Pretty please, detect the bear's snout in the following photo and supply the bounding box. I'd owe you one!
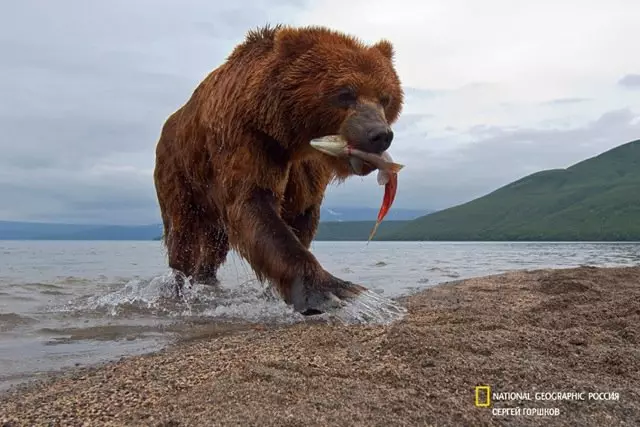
[367,126,394,154]
[341,104,394,155]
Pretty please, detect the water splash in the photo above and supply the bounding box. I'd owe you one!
[329,290,407,325]
[52,268,407,328]
[56,270,302,325]
[81,270,182,316]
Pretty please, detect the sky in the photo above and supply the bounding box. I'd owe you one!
[1,0,639,224]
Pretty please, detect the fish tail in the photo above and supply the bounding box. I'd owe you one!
[388,163,405,173]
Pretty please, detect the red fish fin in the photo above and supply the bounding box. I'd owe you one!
[368,173,398,243]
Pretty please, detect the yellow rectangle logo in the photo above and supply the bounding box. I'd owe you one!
[475,386,491,407]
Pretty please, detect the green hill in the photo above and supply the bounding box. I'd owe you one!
[378,139,640,241]
[314,220,408,241]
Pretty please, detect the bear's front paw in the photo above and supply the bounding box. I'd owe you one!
[290,271,365,316]
[289,271,407,325]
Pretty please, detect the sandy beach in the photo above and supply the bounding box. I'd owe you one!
[1,265,639,426]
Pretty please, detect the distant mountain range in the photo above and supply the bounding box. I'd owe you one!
[0,207,431,241]
[0,221,164,241]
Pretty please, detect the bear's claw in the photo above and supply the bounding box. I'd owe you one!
[289,272,407,324]
[290,273,356,315]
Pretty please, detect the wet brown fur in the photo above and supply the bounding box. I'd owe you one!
[153,24,403,310]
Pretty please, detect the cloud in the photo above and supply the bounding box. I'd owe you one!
[0,0,309,224]
[0,0,639,224]
[542,98,592,106]
[618,74,640,89]
[291,0,640,97]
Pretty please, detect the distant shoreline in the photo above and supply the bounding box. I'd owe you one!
[2,265,639,426]
[4,216,640,242]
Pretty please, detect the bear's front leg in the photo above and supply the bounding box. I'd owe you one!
[225,187,366,315]
[282,204,320,249]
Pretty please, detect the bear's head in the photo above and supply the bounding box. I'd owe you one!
[272,26,404,175]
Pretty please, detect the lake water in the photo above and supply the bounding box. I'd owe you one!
[1,240,640,392]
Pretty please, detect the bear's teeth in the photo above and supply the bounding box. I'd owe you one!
[349,157,365,175]
[310,135,347,157]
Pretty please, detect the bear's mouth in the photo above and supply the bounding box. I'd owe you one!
[309,135,404,176]
[348,156,368,175]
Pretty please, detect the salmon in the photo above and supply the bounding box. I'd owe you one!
[310,136,404,242]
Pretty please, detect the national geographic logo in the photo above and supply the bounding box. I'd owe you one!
[475,386,491,407]
[474,385,620,418]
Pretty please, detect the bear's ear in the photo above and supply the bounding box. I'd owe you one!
[372,39,394,61]
[274,28,317,59]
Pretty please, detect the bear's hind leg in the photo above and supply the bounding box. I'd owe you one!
[193,218,229,286]
[165,218,201,298]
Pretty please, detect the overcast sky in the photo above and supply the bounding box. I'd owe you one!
[1,0,639,224]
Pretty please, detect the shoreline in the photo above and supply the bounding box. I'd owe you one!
[2,265,639,426]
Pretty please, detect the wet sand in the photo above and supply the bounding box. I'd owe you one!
[1,265,639,426]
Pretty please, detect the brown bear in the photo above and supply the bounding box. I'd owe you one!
[153,24,404,316]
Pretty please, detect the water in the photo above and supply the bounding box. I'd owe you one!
[1,240,639,392]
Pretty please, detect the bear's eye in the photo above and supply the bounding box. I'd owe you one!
[335,87,358,108]
[380,94,391,108]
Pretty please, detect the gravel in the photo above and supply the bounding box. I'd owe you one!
[1,266,639,426]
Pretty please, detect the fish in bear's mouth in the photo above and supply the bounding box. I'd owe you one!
[310,135,404,242]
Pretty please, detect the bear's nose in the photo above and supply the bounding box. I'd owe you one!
[367,126,394,153]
